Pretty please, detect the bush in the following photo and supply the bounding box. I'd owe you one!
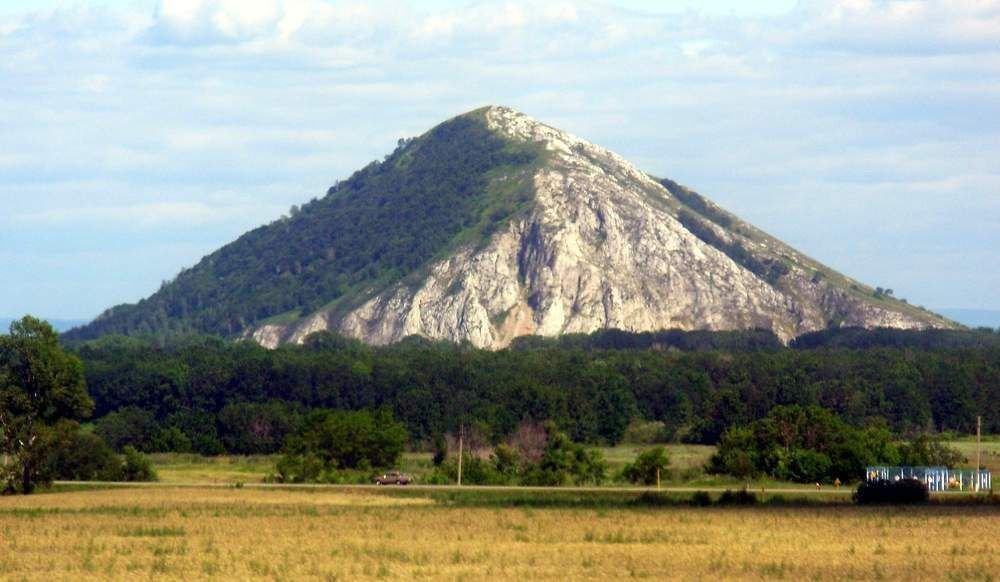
[121,446,157,482]
[780,449,832,483]
[710,405,898,483]
[273,408,406,483]
[520,427,607,486]
[431,433,447,466]
[690,491,713,506]
[717,489,758,506]
[272,452,325,484]
[430,423,607,486]
[435,454,506,485]
[43,421,124,481]
[899,434,965,468]
[621,420,667,444]
[854,479,929,505]
[621,446,670,485]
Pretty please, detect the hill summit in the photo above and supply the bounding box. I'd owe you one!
[68,106,954,347]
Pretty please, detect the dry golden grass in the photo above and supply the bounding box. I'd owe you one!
[1,486,996,580]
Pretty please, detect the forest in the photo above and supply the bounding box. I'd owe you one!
[71,327,1000,456]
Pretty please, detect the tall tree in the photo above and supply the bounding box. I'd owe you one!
[1,317,92,493]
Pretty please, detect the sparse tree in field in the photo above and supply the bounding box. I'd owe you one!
[622,446,671,485]
[1,317,93,494]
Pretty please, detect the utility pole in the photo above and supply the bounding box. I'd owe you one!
[457,425,464,487]
[975,415,981,492]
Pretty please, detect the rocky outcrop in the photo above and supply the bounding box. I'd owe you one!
[250,106,949,349]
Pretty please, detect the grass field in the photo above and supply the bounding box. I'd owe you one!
[1,486,996,580]
[950,437,1000,472]
[148,440,988,489]
[149,445,718,485]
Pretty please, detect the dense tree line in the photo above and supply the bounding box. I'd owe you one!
[70,328,1000,456]
[710,405,965,483]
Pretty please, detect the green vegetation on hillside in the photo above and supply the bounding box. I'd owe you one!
[66,114,540,341]
[675,210,790,284]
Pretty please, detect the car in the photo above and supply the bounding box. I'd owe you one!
[375,470,412,485]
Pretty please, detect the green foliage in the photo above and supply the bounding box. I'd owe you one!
[854,478,929,505]
[37,422,156,483]
[620,419,668,444]
[164,409,225,456]
[274,408,407,483]
[716,489,758,506]
[431,433,447,466]
[792,327,1000,349]
[217,401,303,455]
[95,406,158,452]
[120,446,157,482]
[898,433,965,468]
[621,446,670,485]
[67,115,539,341]
[715,489,758,506]
[42,421,123,481]
[431,423,606,486]
[675,210,789,285]
[150,427,192,453]
[1,317,93,494]
[519,424,607,486]
[709,405,900,483]
[659,178,732,228]
[70,328,1000,458]
[509,327,782,351]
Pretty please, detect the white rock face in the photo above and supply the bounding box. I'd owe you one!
[253,106,940,348]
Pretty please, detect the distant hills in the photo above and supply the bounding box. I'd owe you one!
[66,106,956,348]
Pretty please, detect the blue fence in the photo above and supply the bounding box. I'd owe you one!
[866,466,992,492]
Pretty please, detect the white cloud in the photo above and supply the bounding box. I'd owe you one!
[779,0,1000,54]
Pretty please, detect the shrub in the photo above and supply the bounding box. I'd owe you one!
[43,421,124,481]
[854,478,929,505]
[899,434,965,468]
[121,446,157,482]
[690,491,713,506]
[520,426,607,486]
[621,420,667,444]
[710,405,898,483]
[621,446,670,485]
[717,489,758,506]
[273,452,325,484]
[273,408,406,483]
[431,433,447,466]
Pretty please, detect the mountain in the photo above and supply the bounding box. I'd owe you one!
[67,106,956,347]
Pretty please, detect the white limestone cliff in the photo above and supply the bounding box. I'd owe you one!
[250,106,937,349]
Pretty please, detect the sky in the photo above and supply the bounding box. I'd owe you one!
[1,0,998,321]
